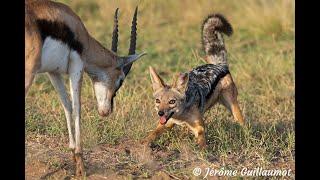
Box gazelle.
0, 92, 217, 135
25, 0, 145, 176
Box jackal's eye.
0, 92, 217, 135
156, 99, 160, 103
169, 100, 176, 104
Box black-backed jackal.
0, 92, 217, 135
141, 14, 244, 148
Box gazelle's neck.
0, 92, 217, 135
81, 35, 118, 69
27, 0, 118, 71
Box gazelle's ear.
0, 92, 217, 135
149, 66, 166, 92
173, 72, 189, 94
117, 53, 146, 68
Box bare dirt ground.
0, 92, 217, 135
26, 135, 194, 179
26, 135, 294, 180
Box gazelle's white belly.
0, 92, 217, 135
38, 37, 71, 73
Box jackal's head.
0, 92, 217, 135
149, 67, 189, 125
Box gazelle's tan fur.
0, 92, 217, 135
25, 0, 145, 177
25, 0, 121, 95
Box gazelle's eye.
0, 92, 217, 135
169, 100, 176, 104
156, 99, 160, 103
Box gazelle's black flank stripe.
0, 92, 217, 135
36, 19, 83, 54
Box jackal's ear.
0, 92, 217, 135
149, 66, 166, 91
117, 53, 146, 68
173, 72, 189, 94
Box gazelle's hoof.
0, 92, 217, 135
71, 150, 76, 162
74, 153, 86, 177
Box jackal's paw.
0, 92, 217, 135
198, 139, 207, 149
199, 144, 208, 150
139, 138, 150, 145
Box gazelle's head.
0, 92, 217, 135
88, 7, 146, 117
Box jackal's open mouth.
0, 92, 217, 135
159, 112, 174, 125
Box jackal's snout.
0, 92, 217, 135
158, 111, 165, 117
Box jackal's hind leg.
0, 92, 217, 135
220, 84, 244, 126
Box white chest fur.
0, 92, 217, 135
39, 37, 71, 73
171, 118, 188, 126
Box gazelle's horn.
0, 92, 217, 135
111, 8, 119, 53
124, 6, 138, 76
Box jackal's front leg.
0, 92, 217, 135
188, 119, 206, 148
140, 120, 175, 144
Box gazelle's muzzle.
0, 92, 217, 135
98, 105, 113, 117
98, 98, 114, 117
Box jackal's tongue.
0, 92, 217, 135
160, 116, 166, 124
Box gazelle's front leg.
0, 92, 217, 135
48, 73, 75, 151
68, 52, 85, 177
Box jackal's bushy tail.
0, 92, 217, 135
202, 14, 233, 66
